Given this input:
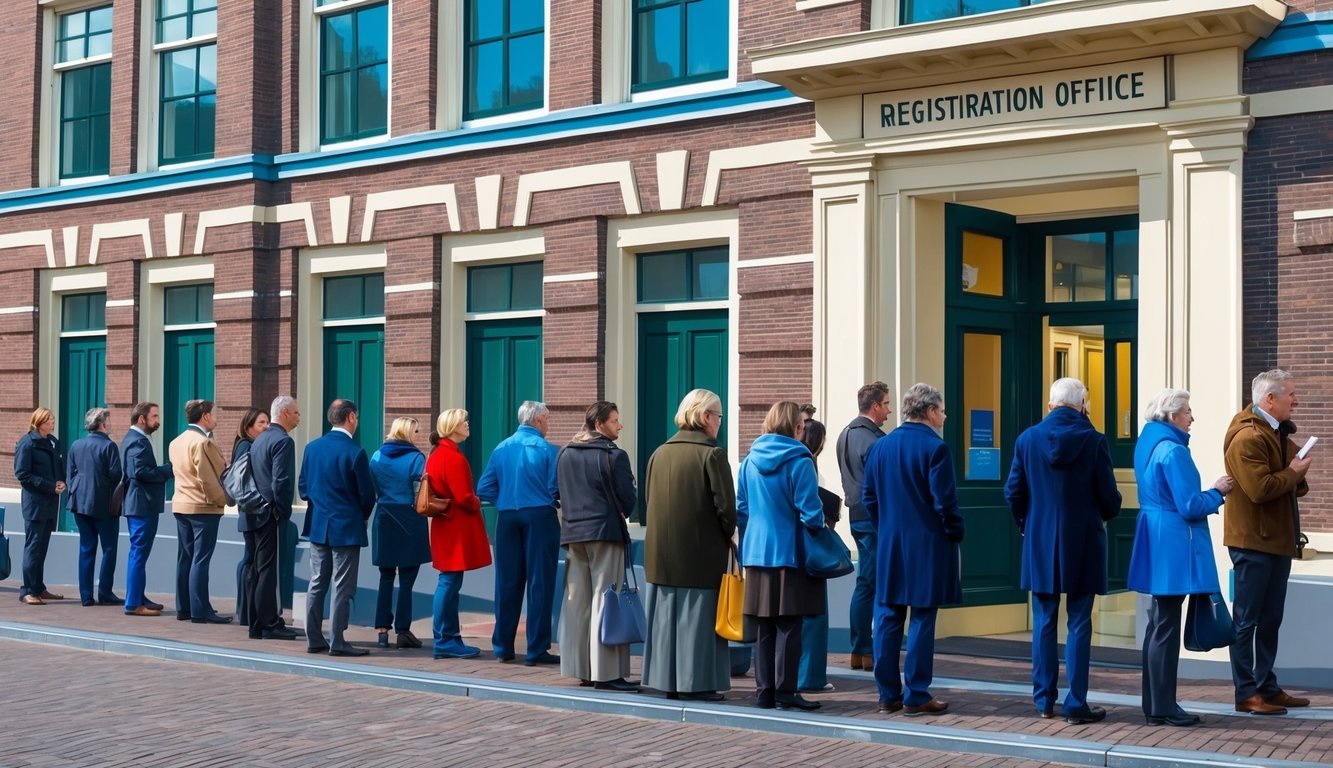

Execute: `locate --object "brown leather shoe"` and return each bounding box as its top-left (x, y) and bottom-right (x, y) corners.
top-left (124, 606), bottom-right (162, 617)
top-left (1264, 691), bottom-right (1310, 708)
top-left (20, 594), bottom-right (45, 605)
top-left (1236, 694), bottom-right (1286, 715)
top-left (904, 699), bottom-right (949, 716)
top-left (849, 653), bottom-right (867, 670)
top-left (37, 590), bottom-right (65, 600)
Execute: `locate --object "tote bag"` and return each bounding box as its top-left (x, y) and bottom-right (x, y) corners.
top-left (801, 525), bottom-right (854, 579)
top-left (599, 545), bottom-right (647, 646)
top-left (1183, 592), bottom-right (1237, 652)
top-left (716, 543), bottom-right (754, 642)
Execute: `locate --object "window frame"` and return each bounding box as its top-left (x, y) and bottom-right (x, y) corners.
top-left (899, 0), bottom-right (1053, 26)
top-left (601, 0), bottom-right (737, 105)
top-left (51, 3), bottom-right (115, 183)
top-left (466, 261), bottom-right (545, 314)
top-left (461, 0), bottom-right (547, 122)
top-left (628, 0), bottom-right (733, 97)
top-left (315, 0), bottom-right (392, 146)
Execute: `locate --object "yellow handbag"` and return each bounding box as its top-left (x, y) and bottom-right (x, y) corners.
top-left (716, 543), bottom-right (754, 642)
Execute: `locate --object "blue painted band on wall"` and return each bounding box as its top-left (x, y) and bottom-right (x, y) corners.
top-left (1247, 11), bottom-right (1333, 61)
top-left (0, 83), bottom-right (803, 216)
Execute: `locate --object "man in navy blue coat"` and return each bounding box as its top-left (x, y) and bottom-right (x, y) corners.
top-left (299, 398), bottom-right (377, 656)
top-left (120, 402), bottom-right (174, 616)
top-left (244, 395), bottom-right (301, 641)
top-left (863, 383), bottom-right (963, 716)
top-left (66, 407), bottom-right (123, 606)
top-left (1004, 377), bottom-right (1121, 724)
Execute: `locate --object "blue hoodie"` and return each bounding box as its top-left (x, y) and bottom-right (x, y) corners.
top-left (1126, 420), bottom-right (1223, 595)
top-left (736, 433), bottom-right (824, 569)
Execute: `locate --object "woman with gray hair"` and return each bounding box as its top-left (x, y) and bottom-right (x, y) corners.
top-left (1128, 388), bottom-right (1233, 727)
top-left (641, 388), bottom-right (737, 701)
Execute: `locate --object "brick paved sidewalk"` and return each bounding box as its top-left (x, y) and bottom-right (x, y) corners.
top-left (3, 580), bottom-right (1331, 765)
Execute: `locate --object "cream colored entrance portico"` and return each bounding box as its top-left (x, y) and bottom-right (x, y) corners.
top-left (752, 0), bottom-right (1285, 640)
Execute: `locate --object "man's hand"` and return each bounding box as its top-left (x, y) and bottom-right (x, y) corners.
top-left (54, 481), bottom-right (66, 494)
top-left (1291, 454), bottom-right (1313, 476)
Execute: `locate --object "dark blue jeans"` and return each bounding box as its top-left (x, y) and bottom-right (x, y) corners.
top-left (491, 506), bottom-right (560, 661)
top-left (1228, 547), bottom-right (1291, 701)
top-left (20, 516), bottom-right (56, 599)
top-left (874, 603), bottom-right (939, 707)
top-left (125, 514), bottom-right (160, 611)
top-left (74, 513), bottom-right (119, 603)
top-left (375, 564), bottom-right (421, 633)
top-left (849, 521), bottom-right (877, 655)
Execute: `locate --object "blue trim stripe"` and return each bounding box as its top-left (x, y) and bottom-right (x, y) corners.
top-left (0, 83), bottom-right (803, 216)
top-left (1247, 11), bottom-right (1333, 61)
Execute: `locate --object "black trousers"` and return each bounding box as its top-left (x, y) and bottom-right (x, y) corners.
top-left (20, 517), bottom-right (56, 599)
top-left (243, 516), bottom-right (280, 633)
top-left (753, 615), bottom-right (803, 697)
top-left (1228, 547), bottom-right (1291, 701)
top-left (1141, 595), bottom-right (1185, 717)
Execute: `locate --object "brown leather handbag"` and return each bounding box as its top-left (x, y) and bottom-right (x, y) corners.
top-left (414, 472), bottom-right (451, 518)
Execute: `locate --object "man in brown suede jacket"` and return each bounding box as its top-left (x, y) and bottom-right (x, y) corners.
top-left (1222, 369), bottom-right (1313, 716)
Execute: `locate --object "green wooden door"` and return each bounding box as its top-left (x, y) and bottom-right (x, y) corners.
top-left (466, 318), bottom-right (543, 534)
top-left (163, 329), bottom-right (215, 444)
top-left (59, 337), bottom-right (106, 531)
top-left (637, 310), bottom-right (728, 519)
top-left (323, 326), bottom-right (385, 459)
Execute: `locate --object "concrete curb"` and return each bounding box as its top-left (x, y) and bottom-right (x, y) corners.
top-left (1, 620), bottom-right (1324, 768)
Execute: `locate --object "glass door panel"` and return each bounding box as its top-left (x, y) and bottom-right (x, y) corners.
top-left (961, 332), bottom-right (1004, 482)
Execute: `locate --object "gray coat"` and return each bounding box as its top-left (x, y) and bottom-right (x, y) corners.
top-left (643, 430), bottom-right (736, 589)
top-left (835, 415), bottom-right (886, 525)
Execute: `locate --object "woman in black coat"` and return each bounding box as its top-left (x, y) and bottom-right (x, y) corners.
top-left (14, 407), bottom-right (66, 605)
top-left (231, 408), bottom-right (270, 625)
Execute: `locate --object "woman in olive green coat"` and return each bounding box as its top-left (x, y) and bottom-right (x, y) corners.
top-left (642, 388), bottom-right (738, 701)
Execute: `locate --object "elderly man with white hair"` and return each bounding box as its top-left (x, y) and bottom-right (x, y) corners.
top-left (1004, 377), bottom-right (1121, 725)
top-left (476, 400), bottom-right (562, 666)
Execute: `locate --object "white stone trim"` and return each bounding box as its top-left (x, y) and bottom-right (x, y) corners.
top-left (361, 184), bottom-right (461, 241)
top-left (736, 253), bottom-right (816, 269)
top-left (194, 206), bottom-right (264, 255)
top-left (795, 0), bottom-right (856, 10)
top-left (161, 322), bottom-right (216, 332)
top-left (475, 175), bottom-right (504, 230)
top-left (213, 290), bottom-right (256, 301)
top-left (513, 161), bottom-right (640, 226)
top-left (656, 150), bottom-right (690, 211)
top-left (702, 140), bottom-right (811, 206)
top-left (384, 282), bottom-right (436, 294)
top-left (164, 213), bottom-right (185, 257)
top-left (50, 270), bottom-right (107, 293)
top-left (307, 244), bottom-right (389, 275)
top-left (104, 299), bottom-right (136, 308)
top-left (449, 233), bottom-right (546, 264)
top-left (635, 300), bottom-right (730, 313)
top-left (147, 262), bottom-right (215, 284)
top-left (322, 316), bottom-right (386, 328)
top-left (0, 306), bottom-right (36, 315)
top-left (90, 219), bottom-right (154, 263)
top-left (329, 196), bottom-right (352, 244)
top-left (0, 230), bottom-right (57, 269)
top-left (543, 271), bottom-right (598, 284)
top-left (266, 202), bottom-right (319, 247)
top-left (1294, 208), bottom-right (1333, 222)
top-left (462, 309), bottom-right (545, 322)
top-left (1250, 85), bottom-right (1333, 119)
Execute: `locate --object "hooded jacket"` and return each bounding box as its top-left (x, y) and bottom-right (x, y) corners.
top-left (1127, 420), bottom-right (1223, 595)
top-left (556, 431), bottom-right (636, 545)
top-left (1222, 406), bottom-right (1308, 557)
top-left (736, 433), bottom-right (824, 569)
top-left (369, 439), bottom-right (431, 568)
top-left (1004, 406), bottom-right (1121, 595)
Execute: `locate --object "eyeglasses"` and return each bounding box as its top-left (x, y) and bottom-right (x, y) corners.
top-left (707, 410), bottom-right (723, 419)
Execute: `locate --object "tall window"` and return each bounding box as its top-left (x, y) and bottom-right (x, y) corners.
top-left (631, 0), bottom-right (728, 93)
top-left (318, 0), bottom-right (389, 144)
top-left (56, 6), bottom-right (113, 179)
top-left (901, 0), bottom-right (1057, 25)
top-left (464, 0), bottom-right (545, 119)
top-left (157, 0), bottom-right (217, 164)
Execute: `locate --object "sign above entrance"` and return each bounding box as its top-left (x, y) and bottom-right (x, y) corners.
top-left (862, 58), bottom-right (1166, 139)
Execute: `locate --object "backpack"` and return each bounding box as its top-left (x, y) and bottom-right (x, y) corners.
top-left (222, 452), bottom-right (265, 513)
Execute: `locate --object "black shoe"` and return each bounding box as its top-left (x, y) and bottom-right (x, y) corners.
top-left (330, 647), bottom-right (370, 657)
top-left (96, 595), bottom-right (124, 606)
top-left (177, 613), bottom-right (193, 622)
top-left (1065, 706), bottom-right (1107, 725)
top-left (593, 678), bottom-right (641, 693)
top-left (1146, 713), bottom-right (1201, 727)
top-left (524, 652), bottom-right (560, 666)
top-left (776, 694), bottom-right (821, 711)
top-left (396, 630), bottom-right (423, 649)
top-left (191, 614), bottom-right (233, 625)
top-left (142, 599), bottom-right (164, 611)
top-left (1038, 707), bottom-right (1055, 719)
top-left (307, 645), bottom-right (331, 654)
top-left (260, 626), bottom-right (298, 640)
top-left (755, 691), bottom-right (775, 709)
top-left (495, 652), bottom-right (516, 663)
top-left (878, 699), bottom-right (903, 714)
top-left (681, 691), bottom-right (725, 702)
top-left (81, 599), bottom-right (95, 607)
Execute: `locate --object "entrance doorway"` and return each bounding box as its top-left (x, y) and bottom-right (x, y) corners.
top-left (944, 204), bottom-right (1140, 634)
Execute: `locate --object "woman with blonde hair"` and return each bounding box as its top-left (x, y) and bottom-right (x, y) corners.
top-left (14, 407), bottom-right (66, 605)
top-left (641, 389), bottom-right (737, 701)
top-left (737, 401), bottom-right (826, 711)
top-left (426, 409), bottom-right (492, 659)
top-left (369, 416), bottom-right (431, 648)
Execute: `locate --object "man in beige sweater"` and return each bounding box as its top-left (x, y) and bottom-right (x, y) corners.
top-left (170, 399), bottom-right (230, 624)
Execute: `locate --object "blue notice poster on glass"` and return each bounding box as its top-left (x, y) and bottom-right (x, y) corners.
top-left (970, 409), bottom-right (995, 448)
top-left (968, 448), bottom-right (1002, 481)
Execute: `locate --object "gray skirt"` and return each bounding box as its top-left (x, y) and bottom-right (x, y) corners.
top-left (743, 566), bottom-right (826, 618)
top-left (641, 585), bottom-right (731, 694)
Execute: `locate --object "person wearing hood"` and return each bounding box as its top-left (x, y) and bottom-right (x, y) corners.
top-left (555, 401), bottom-right (639, 692)
top-left (642, 388), bottom-right (736, 702)
top-left (1222, 369), bottom-right (1313, 715)
top-left (737, 400), bottom-right (826, 712)
top-left (863, 383), bottom-right (963, 716)
top-left (1004, 377), bottom-right (1121, 725)
top-left (1128, 389), bottom-right (1233, 727)
top-left (369, 417), bottom-right (432, 650)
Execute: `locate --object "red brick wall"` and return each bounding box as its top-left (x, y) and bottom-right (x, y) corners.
top-left (542, 218), bottom-right (606, 443)
top-left (738, 0), bottom-right (869, 81)
top-left (109, 0), bottom-right (143, 175)
top-left (383, 235), bottom-right (440, 446)
top-left (0, 4), bottom-right (42, 189)
top-left (391, 0), bottom-right (438, 136)
top-left (549, 0), bottom-right (600, 110)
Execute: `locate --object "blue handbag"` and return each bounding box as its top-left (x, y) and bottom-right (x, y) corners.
top-left (801, 524), bottom-right (854, 579)
top-left (0, 506), bottom-right (10, 581)
top-left (599, 547), bottom-right (647, 646)
top-left (1183, 592), bottom-right (1236, 652)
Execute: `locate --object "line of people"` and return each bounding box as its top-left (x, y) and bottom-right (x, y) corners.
top-left (11, 371), bottom-right (1314, 723)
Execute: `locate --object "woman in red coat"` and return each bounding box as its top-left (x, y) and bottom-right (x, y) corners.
top-left (428, 408), bottom-right (492, 659)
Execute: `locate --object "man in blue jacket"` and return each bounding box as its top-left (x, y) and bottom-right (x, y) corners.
top-left (299, 398), bottom-right (377, 656)
top-left (66, 407), bottom-right (122, 606)
top-left (1004, 378), bottom-right (1121, 724)
top-left (477, 400), bottom-right (561, 666)
top-left (120, 402), bottom-right (174, 617)
top-left (245, 395), bottom-right (301, 641)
